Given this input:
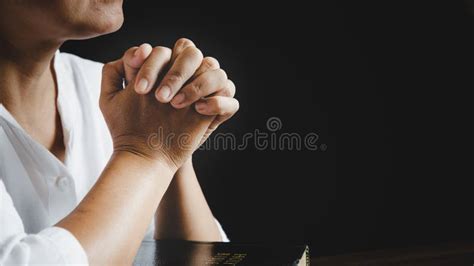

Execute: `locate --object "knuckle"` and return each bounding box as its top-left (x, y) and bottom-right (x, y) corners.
top-left (166, 70), bottom-right (185, 83)
top-left (227, 79), bottom-right (236, 96)
top-left (175, 38), bottom-right (194, 49)
top-left (140, 65), bottom-right (156, 77)
top-left (221, 87), bottom-right (233, 97)
top-left (124, 46), bottom-right (138, 57)
top-left (184, 46), bottom-right (203, 60)
top-left (152, 46), bottom-right (172, 56)
top-left (202, 57), bottom-right (220, 69)
top-left (185, 83), bottom-right (202, 98)
top-left (216, 68), bottom-right (228, 81)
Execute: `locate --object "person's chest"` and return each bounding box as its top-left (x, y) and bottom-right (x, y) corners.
top-left (0, 82), bottom-right (112, 235)
top-left (0, 51), bottom-right (114, 233)
top-left (0, 116), bottom-right (76, 233)
top-left (0, 107), bottom-right (112, 232)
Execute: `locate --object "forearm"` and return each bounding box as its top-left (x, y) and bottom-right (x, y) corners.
top-left (154, 159), bottom-right (222, 241)
top-left (57, 151), bottom-right (175, 265)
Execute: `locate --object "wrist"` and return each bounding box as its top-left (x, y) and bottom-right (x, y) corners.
top-left (175, 157), bottom-right (193, 174)
top-left (111, 150), bottom-right (178, 177)
top-left (183, 157), bottom-right (193, 167)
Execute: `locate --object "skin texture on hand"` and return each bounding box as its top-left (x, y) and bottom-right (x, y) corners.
top-left (100, 54), bottom-right (214, 171)
top-left (127, 39), bottom-right (239, 148)
top-left (58, 38), bottom-right (241, 263)
top-left (121, 39), bottom-right (238, 242)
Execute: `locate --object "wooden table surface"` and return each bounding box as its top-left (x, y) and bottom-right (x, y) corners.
top-left (312, 242), bottom-right (474, 266)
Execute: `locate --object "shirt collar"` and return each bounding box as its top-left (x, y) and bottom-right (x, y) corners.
top-left (0, 50), bottom-right (78, 210)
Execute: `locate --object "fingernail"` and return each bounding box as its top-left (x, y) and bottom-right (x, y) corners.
top-left (156, 86), bottom-right (171, 101)
top-left (171, 93), bottom-right (185, 107)
top-left (136, 78), bottom-right (148, 93)
top-left (195, 102), bottom-right (207, 112)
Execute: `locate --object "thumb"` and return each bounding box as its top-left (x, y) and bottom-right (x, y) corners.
top-left (123, 43), bottom-right (152, 85)
top-left (101, 59), bottom-right (125, 98)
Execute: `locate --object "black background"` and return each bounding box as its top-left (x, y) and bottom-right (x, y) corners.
top-left (62, 1), bottom-right (473, 256)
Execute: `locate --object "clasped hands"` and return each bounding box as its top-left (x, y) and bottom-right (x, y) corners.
top-left (100, 38), bottom-right (239, 172)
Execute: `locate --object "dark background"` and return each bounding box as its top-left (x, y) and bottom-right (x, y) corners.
top-left (62, 1), bottom-right (473, 256)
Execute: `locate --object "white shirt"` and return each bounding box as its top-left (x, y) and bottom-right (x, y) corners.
top-left (0, 51), bottom-right (228, 265)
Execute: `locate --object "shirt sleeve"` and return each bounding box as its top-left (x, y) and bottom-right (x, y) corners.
top-left (214, 218), bottom-right (230, 242)
top-left (0, 180), bottom-right (88, 265)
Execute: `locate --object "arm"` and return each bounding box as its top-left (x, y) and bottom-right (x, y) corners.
top-left (57, 151), bottom-right (175, 265)
top-left (126, 40), bottom-right (237, 242)
top-left (57, 48), bottom-right (216, 265)
top-left (154, 158), bottom-right (222, 241)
